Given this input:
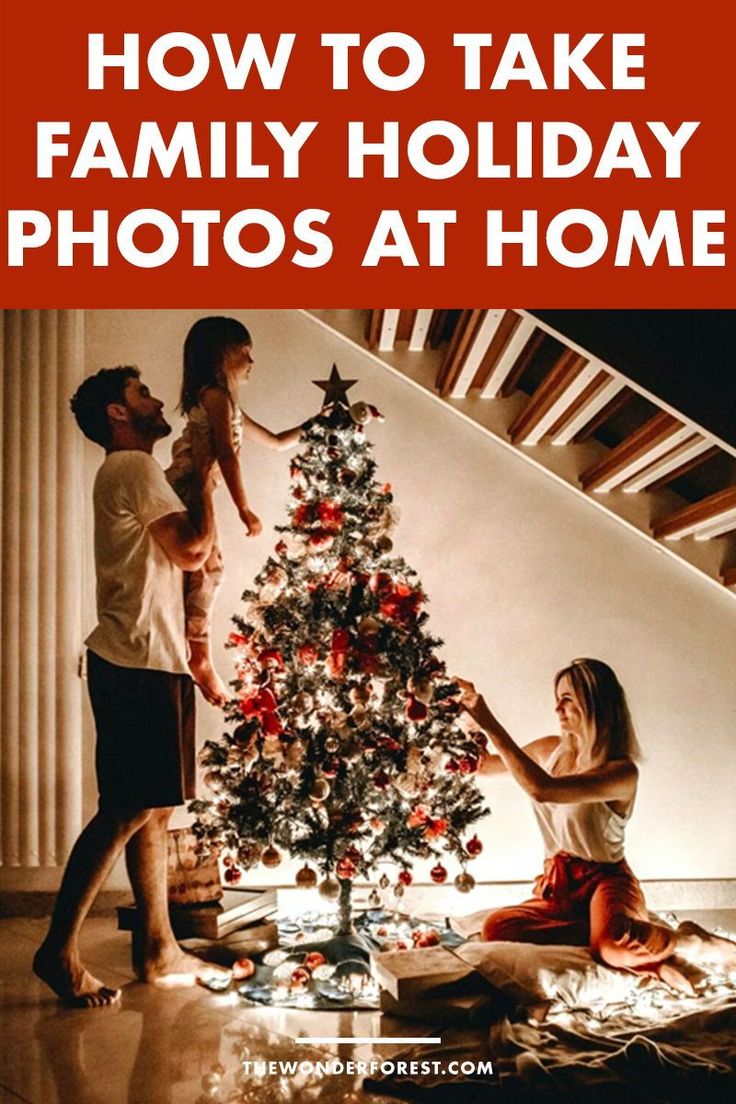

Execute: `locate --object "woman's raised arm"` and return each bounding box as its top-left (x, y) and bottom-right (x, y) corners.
top-left (456, 678), bottom-right (637, 804)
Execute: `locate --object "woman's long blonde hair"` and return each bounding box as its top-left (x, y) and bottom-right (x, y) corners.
top-left (554, 658), bottom-right (642, 764)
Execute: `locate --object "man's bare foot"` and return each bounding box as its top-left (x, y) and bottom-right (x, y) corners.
top-left (33, 944), bottom-right (121, 1008)
top-left (677, 920), bottom-right (736, 971)
top-left (135, 944), bottom-right (232, 988)
top-left (188, 653), bottom-right (228, 707)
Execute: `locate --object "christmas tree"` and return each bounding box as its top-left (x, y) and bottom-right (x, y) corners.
top-left (191, 367), bottom-right (489, 934)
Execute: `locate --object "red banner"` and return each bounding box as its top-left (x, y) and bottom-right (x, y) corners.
top-left (1, 1), bottom-right (733, 305)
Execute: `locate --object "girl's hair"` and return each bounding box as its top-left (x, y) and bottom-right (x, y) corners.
top-left (179, 316), bottom-right (252, 413)
top-left (554, 658), bottom-right (642, 763)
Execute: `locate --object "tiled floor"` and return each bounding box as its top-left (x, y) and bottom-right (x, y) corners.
top-left (0, 916), bottom-right (427, 1104)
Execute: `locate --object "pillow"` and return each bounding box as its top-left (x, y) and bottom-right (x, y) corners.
top-left (453, 940), bottom-right (644, 1009)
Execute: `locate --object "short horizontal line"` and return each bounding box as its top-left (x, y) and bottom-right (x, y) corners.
top-left (296, 1037), bottom-right (442, 1045)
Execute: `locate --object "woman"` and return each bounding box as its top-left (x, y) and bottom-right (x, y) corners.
top-left (457, 658), bottom-right (735, 993)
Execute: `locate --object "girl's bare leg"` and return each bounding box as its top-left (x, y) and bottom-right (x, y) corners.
top-left (187, 638), bottom-right (228, 707)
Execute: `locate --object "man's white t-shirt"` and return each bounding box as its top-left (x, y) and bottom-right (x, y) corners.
top-left (85, 450), bottom-right (190, 674)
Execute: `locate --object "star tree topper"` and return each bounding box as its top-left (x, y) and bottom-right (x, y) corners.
top-left (313, 364), bottom-right (358, 408)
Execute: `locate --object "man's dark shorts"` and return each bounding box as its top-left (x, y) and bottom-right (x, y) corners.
top-left (87, 650), bottom-right (195, 811)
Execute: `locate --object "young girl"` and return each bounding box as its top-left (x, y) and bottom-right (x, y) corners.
top-left (166, 316), bottom-right (307, 706)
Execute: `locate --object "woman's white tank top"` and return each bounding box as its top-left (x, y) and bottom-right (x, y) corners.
top-left (531, 744), bottom-right (632, 863)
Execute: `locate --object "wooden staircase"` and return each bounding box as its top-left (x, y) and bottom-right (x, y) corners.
top-left (307, 308), bottom-right (736, 602)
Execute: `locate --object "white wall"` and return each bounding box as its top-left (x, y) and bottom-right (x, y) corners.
top-left (84, 308), bottom-right (736, 889)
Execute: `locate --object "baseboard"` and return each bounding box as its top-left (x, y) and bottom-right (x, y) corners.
top-left (2, 878), bottom-right (734, 918)
top-left (0, 889), bottom-right (131, 919)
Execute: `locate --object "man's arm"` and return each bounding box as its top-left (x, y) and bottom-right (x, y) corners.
top-left (149, 471), bottom-right (215, 571)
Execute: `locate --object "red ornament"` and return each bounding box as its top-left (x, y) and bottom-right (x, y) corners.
top-left (343, 844), bottom-right (362, 864)
top-left (405, 695), bottom-right (429, 722)
top-left (274, 540), bottom-right (287, 556)
top-left (412, 929), bottom-right (440, 947)
top-left (459, 755), bottom-right (479, 774)
top-left (445, 758), bottom-right (460, 774)
top-left (322, 757), bottom-right (340, 778)
top-left (373, 768), bottom-right (391, 789)
top-left (262, 711), bottom-right (283, 735)
top-left (309, 530), bottom-right (334, 550)
top-left (406, 806), bottom-right (428, 829)
top-left (232, 957), bottom-right (255, 980)
top-left (336, 856), bottom-right (357, 880)
top-left (317, 500), bottom-right (344, 531)
top-left (224, 865), bottom-right (242, 885)
top-left (466, 834), bottom-right (483, 857)
top-left (290, 967), bottom-right (311, 988)
top-left (228, 631), bottom-right (251, 647)
top-left (293, 504), bottom-right (313, 527)
top-left (304, 952), bottom-right (326, 970)
top-left (430, 863), bottom-right (448, 884)
top-left (297, 643), bottom-right (319, 667)
top-left (258, 648), bottom-right (284, 670)
top-left (379, 583), bottom-right (423, 627)
top-left (394, 940), bottom-right (409, 951)
top-left (424, 817), bottom-right (448, 840)
top-left (398, 869), bottom-right (413, 887)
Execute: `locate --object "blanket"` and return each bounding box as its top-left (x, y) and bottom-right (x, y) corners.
top-left (366, 984), bottom-right (736, 1102)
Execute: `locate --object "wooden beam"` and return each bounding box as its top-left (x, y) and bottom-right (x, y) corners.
top-left (652, 486), bottom-right (736, 540)
top-left (366, 310), bottom-right (383, 348)
top-left (549, 373), bottom-right (623, 445)
top-left (378, 309), bottom-right (400, 351)
top-left (396, 310), bottom-right (417, 343)
top-left (572, 386), bottom-right (635, 443)
top-left (723, 566), bottom-right (736, 589)
top-left (644, 445), bottom-right (720, 493)
top-left (427, 309), bottom-right (453, 349)
top-left (436, 309), bottom-right (485, 396)
top-left (622, 436), bottom-right (715, 493)
top-left (447, 309), bottom-right (506, 398)
top-left (408, 309), bottom-right (433, 351)
top-left (508, 351), bottom-right (596, 446)
top-left (580, 412), bottom-right (691, 493)
top-left (479, 314), bottom-right (538, 399)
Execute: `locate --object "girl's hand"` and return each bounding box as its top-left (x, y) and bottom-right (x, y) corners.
top-left (240, 508), bottom-right (263, 537)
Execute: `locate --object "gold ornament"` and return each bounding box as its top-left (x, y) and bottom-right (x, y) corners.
top-left (454, 871), bottom-right (476, 894)
top-left (261, 845), bottom-right (282, 868)
top-left (294, 691), bottom-right (314, 713)
top-left (318, 876), bottom-right (341, 901)
top-left (310, 777), bottom-right (331, 802)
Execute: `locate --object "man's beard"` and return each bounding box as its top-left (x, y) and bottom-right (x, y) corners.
top-left (129, 410), bottom-right (171, 439)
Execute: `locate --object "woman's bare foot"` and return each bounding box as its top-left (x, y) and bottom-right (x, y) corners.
top-left (33, 943), bottom-right (121, 1008)
top-left (135, 942), bottom-right (232, 988)
top-left (655, 958), bottom-right (699, 997)
top-left (677, 920), bottom-right (736, 971)
top-left (188, 644), bottom-right (228, 707)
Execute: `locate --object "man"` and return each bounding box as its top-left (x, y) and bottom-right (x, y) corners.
top-left (34, 366), bottom-right (225, 1006)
